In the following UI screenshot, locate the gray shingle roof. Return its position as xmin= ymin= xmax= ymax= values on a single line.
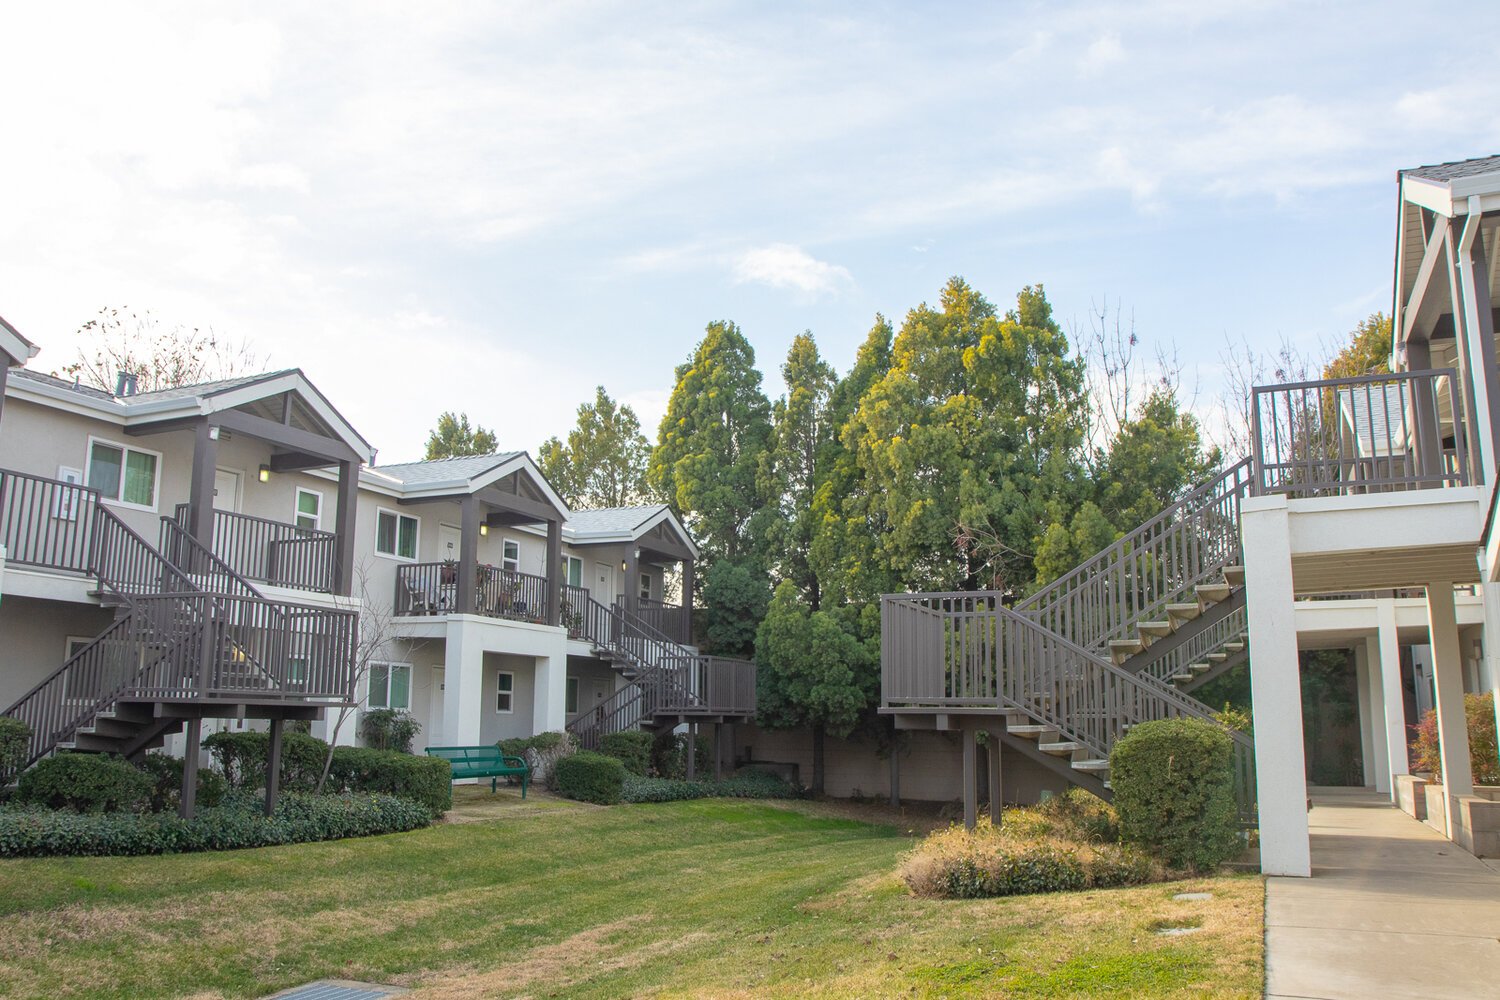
xmin=122 ymin=370 xmax=297 ymax=402
xmin=1401 ymin=155 xmax=1500 ymax=183
xmin=12 ymin=367 xmax=117 ymax=401
xmin=567 ymin=505 xmax=670 ymax=536
xmin=1339 ymin=382 xmax=1410 ymax=457
xmin=372 ymin=452 xmax=525 ymax=487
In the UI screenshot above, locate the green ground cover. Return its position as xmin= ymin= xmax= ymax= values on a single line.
xmin=0 ymin=789 xmax=1262 ymax=999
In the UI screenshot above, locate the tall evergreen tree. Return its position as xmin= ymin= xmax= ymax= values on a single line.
xmin=759 ymin=332 xmax=837 ymax=608
xmin=847 ymin=279 xmax=1088 ymax=594
xmin=649 ymin=320 xmax=774 ymax=564
xmin=538 ymin=386 xmax=653 ymax=509
xmin=1324 ymin=312 xmax=1393 ymax=380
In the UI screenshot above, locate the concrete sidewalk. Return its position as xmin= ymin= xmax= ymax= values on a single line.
xmin=1266 ymin=787 xmax=1500 ymax=1000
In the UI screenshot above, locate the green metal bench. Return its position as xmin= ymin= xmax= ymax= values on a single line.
xmin=424 ymin=745 xmax=530 ymax=797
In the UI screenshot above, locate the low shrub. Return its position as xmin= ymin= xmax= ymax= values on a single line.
xmin=1109 ymin=717 xmax=1240 ymax=872
xmin=1410 ymin=692 xmax=1499 ymax=785
xmin=135 ymin=753 xmax=229 ymax=813
xmin=0 ymin=717 xmax=30 ymax=775
xmin=650 ymin=730 xmax=711 ymax=780
xmin=16 ymin=754 xmax=154 ymax=814
xmin=202 ymin=730 xmax=329 ymax=791
xmin=325 ymin=746 xmax=452 ymax=817
xmin=599 ymin=731 xmax=654 ymax=776
xmin=621 ymin=769 xmax=800 ymax=803
xmin=499 ymin=731 xmax=577 ymax=790
xmin=899 ymin=815 xmax=1168 ymax=899
xmin=0 ymin=791 xmax=432 ymax=857
xmin=555 ymin=751 xmax=625 ymax=805
xmin=360 ymin=709 xmax=421 ymax=754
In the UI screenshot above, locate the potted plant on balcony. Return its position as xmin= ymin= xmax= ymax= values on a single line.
xmin=440 ymin=559 xmax=458 ymax=585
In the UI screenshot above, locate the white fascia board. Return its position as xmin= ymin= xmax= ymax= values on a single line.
xmin=6 ymin=378 xmax=127 ymax=424
xmin=1450 ymin=171 xmax=1500 ymax=202
xmin=461 ymin=453 xmax=571 ymax=519
xmin=1402 ymin=176 xmax=1456 ymax=217
xmin=196 ymin=371 xmax=375 ymax=463
xmin=0 ymin=322 xmax=38 ymax=366
xmin=636 ymin=505 xmax=700 ymax=559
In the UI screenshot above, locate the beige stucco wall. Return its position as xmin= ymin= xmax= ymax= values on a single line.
xmin=0 ymin=595 xmax=116 ymax=708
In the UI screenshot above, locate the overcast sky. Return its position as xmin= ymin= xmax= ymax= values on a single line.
xmin=2 ymin=1 xmax=1498 ymax=462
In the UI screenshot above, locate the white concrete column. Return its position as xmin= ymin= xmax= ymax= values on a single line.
xmin=1427 ymin=582 xmax=1474 ymax=835
xmin=1354 ymin=641 xmax=1377 ymax=789
xmin=1484 ymin=582 xmax=1500 ymax=762
xmin=1361 ymin=633 xmax=1391 ymax=794
xmin=1241 ymin=495 xmax=1311 ymax=877
xmin=531 ymin=631 xmax=569 ymax=733
xmin=1376 ymin=600 xmax=1409 ymax=800
xmin=442 ymin=618 xmax=485 ymax=746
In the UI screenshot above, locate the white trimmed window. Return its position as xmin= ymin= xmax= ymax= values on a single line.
xmin=639 ymin=572 xmax=652 ymax=601
xmin=565 ymin=677 xmax=579 ymax=714
xmin=375 ymin=509 xmax=418 ymax=560
xmin=562 ymin=555 xmax=583 ymax=588
xmin=501 ymin=539 xmax=520 ymax=573
xmin=86 ymin=437 xmax=160 ymax=510
xmin=368 ymin=662 xmax=411 ymax=709
xmin=496 ymin=671 xmax=515 ymax=713
xmin=294 ymin=489 xmax=323 ymax=531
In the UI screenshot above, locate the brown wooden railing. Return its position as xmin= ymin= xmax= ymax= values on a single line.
xmin=637 ymin=597 xmax=689 ymax=644
xmin=882 ymin=592 xmax=1256 ymax=820
xmin=392 ymin=561 xmax=552 ymax=622
xmin=1250 ymin=369 xmax=1468 ymax=498
xmin=172 ymin=504 xmax=337 ymax=592
xmin=1 ymin=468 xmax=359 ymax=775
xmin=662 ymin=654 xmax=758 ymax=716
xmin=1016 ymin=460 xmax=1252 ymax=656
xmin=561 ymin=584 xmax=592 ymax=639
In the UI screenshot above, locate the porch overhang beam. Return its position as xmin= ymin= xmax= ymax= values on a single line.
xmin=1401 ymin=214 xmax=1451 ymax=344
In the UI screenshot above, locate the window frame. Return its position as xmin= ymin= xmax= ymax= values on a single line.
xmin=85 ymin=435 xmax=162 ymax=512
xmin=501 ymin=538 xmax=520 ymax=574
xmin=368 ymin=661 xmax=413 ymax=710
xmin=562 ymin=555 xmax=583 ymax=588
xmin=294 ymin=488 xmax=324 ymax=532
xmin=496 ymin=670 xmax=515 ymax=714
xmin=639 ymin=572 xmax=652 ymax=602
xmin=374 ymin=506 xmax=420 ymax=562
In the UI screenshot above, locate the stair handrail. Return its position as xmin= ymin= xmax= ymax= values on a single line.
xmin=1015 ymin=459 xmax=1253 ymax=655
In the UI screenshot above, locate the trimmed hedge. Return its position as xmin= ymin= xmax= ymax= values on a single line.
xmin=599 ymin=731 xmax=654 ymax=776
xmin=359 ymin=709 xmax=421 ymax=754
xmin=202 ymin=731 xmax=329 ymax=791
xmin=1109 ymin=717 xmax=1240 ymax=871
xmin=555 ymin=751 xmax=625 ymax=805
xmin=136 ymin=753 xmax=230 ymax=813
xmin=650 ymin=730 xmax=711 ymax=780
xmin=16 ymin=754 xmax=154 ymax=813
xmin=0 ymin=791 xmax=432 ymax=858
xmin=499 ymin=730 xmax=578 ymax=789
xmin=940 ymin=843 xmax=1087 ymax=899
xmin=326 ymin=747 xmax=452 ymax=817
xmin=621 ymin=770 xmax=801 ymax=803
xmin=0 ymin=717 xmax=29 ymax=775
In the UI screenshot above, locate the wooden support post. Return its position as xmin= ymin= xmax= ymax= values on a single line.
xmin=685 ymin=722 xmax=697 ymax=781
xmin=265 ymin=718 xmax=284 ymax=817
xmin=333 ymin=459 xmax=358 ymax=596
xmin=188 ymin=420 xmax=218 ymax=559
xmin=457 ymin=495 xmax=480 ymax=614
xmin=179 ymin=718 xmax=202 ymax=820
xmin=888 ymin=748 xmax=900 ymax=807
xmin=681 ymin=557 xmax=695 ymax=643
xmin=987 ymin=733 xmax=1003 ymax=826
xmin=962 ymin=729 xmax=977 ymax=831
xmin=0 ymin=364 xmax=9 ymax=430
xmin=624 ymin=546 xmax=640 ymax=617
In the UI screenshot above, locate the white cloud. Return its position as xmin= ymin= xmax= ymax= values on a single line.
xmin=1080 ymin=33 xmax=1125 ymax=75
xmin=732 ymin=244 xmax=853 ymax=297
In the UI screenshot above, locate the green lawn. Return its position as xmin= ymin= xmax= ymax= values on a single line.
xmin=0 ymin=792 xmax=1263 ymax=999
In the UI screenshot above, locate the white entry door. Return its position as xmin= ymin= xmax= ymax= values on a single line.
xmin=213 ymin=469 xmax=240 ymax=512
xmin=429 ymin=667 xmax=446 ymax=745
xmin=595 ymin=561 xmax=617 ymax=606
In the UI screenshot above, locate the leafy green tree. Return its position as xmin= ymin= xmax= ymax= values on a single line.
xmin=1033 ymin=501 xmax=1118 ymax=585
xmin=650 ymin=321 xmax=774 ymax=564
xmin=809 ymin=316 xmax=897 ymax=610
xmin=700 ymin=558 xmax=771 ymax=657
xmin=755 ymin=581 xmax=875 ymax=794
xmin=759 ymin=332 xmax=837 ymax=608
xmin=424 ymin=412 xmax=498 ymax=460
xmin=538 ymin=386 xmax=653 ymax=509
xmin=1324 ymin=312 xmax=1392 ymax=380
xmin=847 ymin=279 xmax=1088 ymax=594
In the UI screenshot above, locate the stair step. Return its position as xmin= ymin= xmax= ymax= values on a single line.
xmin=1039 ymin=741 xmax=1081 ymax=756
xmin=1007 ymin=725 xmax=1056 ymax=739
xmin=1137 ymin=621 xmax=1174 ymax=639
xmin=1166 ymin=602 xmax=1203 ymax=623
xmin=1190 ymin=662 xmax=1212 ymax=672
xmin=1207 ymin=652 xmax=1228 ymax=663
xmin=1072 ymin=759 xmax=1110 ymax=773
xmin=1196 ymin=582 xmax=1232 ymax=604
xmin=1171 ymin=673 xmax=1193 ymax=682
xmin=1109 ymin=638 xmax=1144 ymax=664
xmin=1222 ymin=565 xmax=1245 ymax=587
xmin=1223 ymin=642 xmax=1245 ymax=653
